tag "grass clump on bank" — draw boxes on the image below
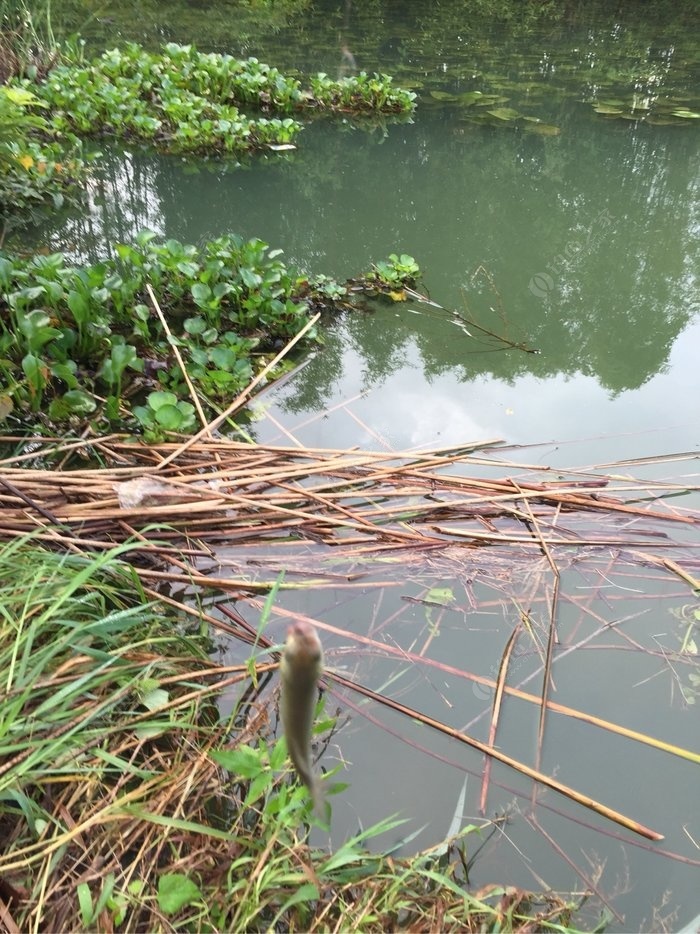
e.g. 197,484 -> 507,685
0,533 -> 579,932
0,232 -> 419,436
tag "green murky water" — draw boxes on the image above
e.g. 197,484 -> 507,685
38,1 -> 700,927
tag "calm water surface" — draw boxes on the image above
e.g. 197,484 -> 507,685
42,2 -> 700,928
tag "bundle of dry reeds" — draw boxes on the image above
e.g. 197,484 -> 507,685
1,435 -> 697,587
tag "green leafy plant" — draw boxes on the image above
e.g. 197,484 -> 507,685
0,524 -> 582,933
97,338 -> 144,421
21,41 -> 414,160
0,233 -> 418,433
0,81 -> 86,231
132,390 -> 197,440
371,252 -> 421,286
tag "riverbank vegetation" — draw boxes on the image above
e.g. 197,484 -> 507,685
0,234 -> 419,435
0,14 -> 419,436
2,5 -> 698,931
1,436 -> 698,930
0,17 -> 414,237
0,530 -> 584,932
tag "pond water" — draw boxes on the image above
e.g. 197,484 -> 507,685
39,1 -> 700,928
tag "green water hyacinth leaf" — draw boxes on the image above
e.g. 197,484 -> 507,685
48,390 -> 97,420
209,346 -> 237,370
18,310 -> 61,353
191,282 -> 212,306
157,874 -> 202,915
21,353 -> 47,407
148,390 -> 178,411
153,403 -> 184,429
240,266 -> 262,288
184,316 -> 207,335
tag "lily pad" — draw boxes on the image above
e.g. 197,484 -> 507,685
646,115 -> 686,125
475,95 -> 510,106
458,91 -> 485,106
485,107 -> 521,121
523,121 -> 561,136
430,90 -> 459,102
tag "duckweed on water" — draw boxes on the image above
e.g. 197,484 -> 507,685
0,232 -> 420,436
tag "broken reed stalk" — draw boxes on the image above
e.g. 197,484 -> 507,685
0,439 -> 697,561
513,486 -> 562,769
328,669 -> 663,841
480,623 -> 520,815
146,283 -> 210,435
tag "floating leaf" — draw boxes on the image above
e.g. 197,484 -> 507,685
141,687 -> 169,710
672,109 -> 700,119
485,107 -> 521,121
523,121 -> 561,136
646,116 -> 686,126
593,104 -> 623,115
458,91 -> 485,106
475,95 -> 510,106
429,90 -> 459,102
426,587 -> 455,606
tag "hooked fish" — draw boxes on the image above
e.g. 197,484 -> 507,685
279,621 -> 324,812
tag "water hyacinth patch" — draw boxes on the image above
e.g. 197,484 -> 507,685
0,232 -> 420,435
21,42 -> 415,157
0,84 -> 86,229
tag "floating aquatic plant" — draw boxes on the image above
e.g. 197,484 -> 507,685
0,235 -> 421,434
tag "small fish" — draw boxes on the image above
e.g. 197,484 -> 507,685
280,621 -> 324,812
